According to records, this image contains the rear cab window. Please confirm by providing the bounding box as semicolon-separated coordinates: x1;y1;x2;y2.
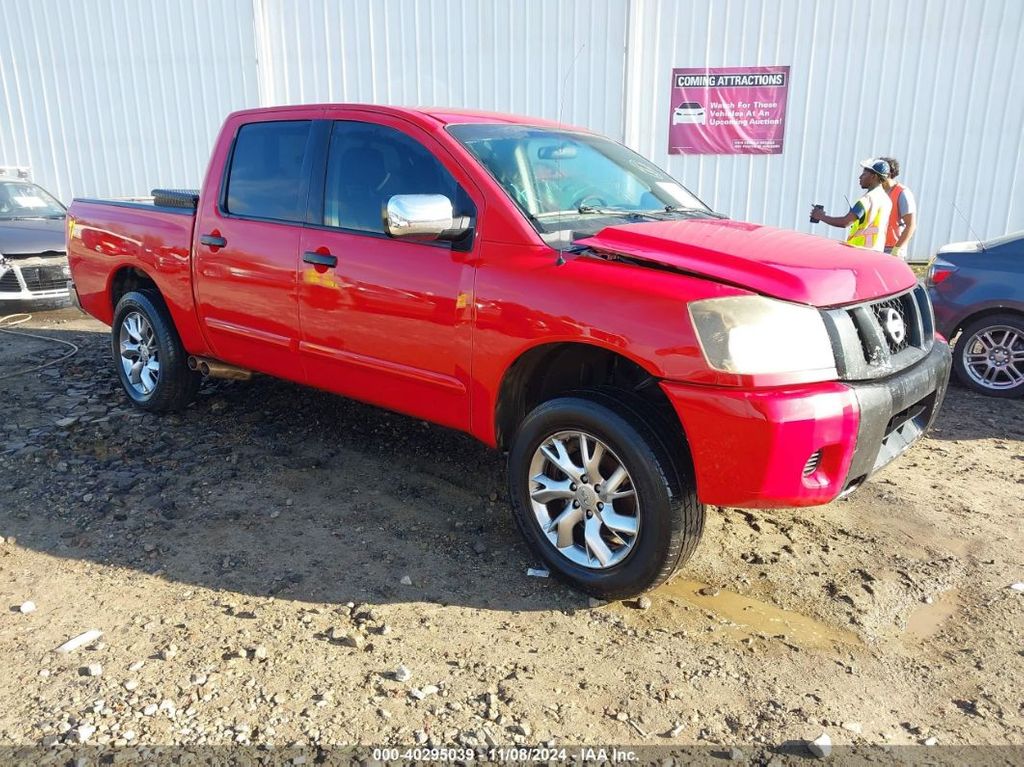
224;120;312;222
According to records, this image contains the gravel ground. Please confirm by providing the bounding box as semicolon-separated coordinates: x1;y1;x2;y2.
1;308;1022;763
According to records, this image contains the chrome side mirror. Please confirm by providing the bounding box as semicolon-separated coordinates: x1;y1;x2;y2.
385;194;469;240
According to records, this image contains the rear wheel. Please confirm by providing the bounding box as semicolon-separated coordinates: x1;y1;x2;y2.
952;313;1024;398
111;290;200;412
508;395;704;600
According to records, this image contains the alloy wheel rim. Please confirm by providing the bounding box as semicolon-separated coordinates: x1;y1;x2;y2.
964;325;1024;391
119;311;160;396
528;430;640;569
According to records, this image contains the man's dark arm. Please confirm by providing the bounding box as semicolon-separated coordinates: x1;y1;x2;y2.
810;203;859;229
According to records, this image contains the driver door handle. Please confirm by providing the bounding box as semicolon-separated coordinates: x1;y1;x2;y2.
303;251;338;268
200;234;227;248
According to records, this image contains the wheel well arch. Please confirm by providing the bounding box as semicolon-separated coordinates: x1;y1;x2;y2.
109;266;160;313
494;342;691;468
951;306;1024;341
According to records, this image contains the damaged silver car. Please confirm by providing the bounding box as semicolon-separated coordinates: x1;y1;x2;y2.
0;167;71;306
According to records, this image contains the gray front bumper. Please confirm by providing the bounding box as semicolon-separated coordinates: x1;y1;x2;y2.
842;340;952;494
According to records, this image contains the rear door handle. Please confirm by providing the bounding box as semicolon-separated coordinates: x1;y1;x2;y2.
200;234;227;248
303;251;338;268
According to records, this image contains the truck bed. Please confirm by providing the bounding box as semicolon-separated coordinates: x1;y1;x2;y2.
66;197;201;346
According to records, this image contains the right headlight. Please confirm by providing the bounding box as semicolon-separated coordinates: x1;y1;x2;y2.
688;295;837;377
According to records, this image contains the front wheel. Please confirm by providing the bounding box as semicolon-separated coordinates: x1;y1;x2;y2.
111;290;200;412
952;313;1024;398
508;396;704;600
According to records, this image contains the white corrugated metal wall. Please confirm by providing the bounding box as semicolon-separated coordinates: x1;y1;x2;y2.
2;0;1022;260
0;0;260;202
252;0;628;140
623;0;1024;257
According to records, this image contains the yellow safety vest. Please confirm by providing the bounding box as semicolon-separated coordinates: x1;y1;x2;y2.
847;186;892;251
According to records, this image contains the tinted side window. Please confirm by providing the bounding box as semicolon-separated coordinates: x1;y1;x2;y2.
226;121;311;221
323;121;472;233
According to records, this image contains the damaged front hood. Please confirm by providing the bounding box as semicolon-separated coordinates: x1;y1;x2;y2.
576;218;916;307
0;217;66;256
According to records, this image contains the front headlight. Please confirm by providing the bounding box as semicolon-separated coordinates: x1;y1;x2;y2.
689;295;837;377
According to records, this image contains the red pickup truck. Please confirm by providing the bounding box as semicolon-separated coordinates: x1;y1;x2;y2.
67;104;950;599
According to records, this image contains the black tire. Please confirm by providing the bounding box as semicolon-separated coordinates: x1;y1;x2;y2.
952;313;1024;398
111;290;201;412
508;394;704;600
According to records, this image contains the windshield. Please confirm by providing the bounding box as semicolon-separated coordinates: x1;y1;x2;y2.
447;124;714;244
0;181;66;221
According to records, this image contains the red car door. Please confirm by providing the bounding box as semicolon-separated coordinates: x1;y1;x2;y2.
296;115;481;431
193;113;319;383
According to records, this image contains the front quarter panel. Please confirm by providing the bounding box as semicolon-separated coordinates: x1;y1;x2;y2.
469;242;749;444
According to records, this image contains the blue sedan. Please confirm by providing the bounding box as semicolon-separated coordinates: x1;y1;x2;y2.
927;231;1024;397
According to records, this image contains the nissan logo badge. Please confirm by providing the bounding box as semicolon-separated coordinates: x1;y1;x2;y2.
883;308;906;345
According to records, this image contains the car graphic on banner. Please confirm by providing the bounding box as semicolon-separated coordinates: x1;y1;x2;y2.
672;102;706;125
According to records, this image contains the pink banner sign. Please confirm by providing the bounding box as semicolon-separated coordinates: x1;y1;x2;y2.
668;66;790;155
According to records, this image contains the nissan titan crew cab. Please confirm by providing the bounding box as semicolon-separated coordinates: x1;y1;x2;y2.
66;105;951;599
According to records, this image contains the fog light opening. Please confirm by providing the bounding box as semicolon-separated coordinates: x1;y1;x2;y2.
803;450;823;477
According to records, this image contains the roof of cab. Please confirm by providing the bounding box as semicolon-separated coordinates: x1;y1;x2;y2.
224;103;589;132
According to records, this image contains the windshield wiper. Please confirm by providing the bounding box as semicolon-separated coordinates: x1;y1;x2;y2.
663;204;727;219
533;206;711;222
577;206;667;221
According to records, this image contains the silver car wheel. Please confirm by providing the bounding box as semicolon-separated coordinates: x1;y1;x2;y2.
528;430;640;569
963;324;1024;391
119;311;160;396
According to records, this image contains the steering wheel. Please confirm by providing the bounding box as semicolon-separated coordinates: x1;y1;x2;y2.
570;188;608;209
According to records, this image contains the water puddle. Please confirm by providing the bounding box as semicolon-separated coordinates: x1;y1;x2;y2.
906;589;959;640
647;579;861;650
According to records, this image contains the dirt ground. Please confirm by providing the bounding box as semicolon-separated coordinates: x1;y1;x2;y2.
1;307;1022;763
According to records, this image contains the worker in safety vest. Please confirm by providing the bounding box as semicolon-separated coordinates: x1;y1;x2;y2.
880;156;917;261
810;158;893;251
